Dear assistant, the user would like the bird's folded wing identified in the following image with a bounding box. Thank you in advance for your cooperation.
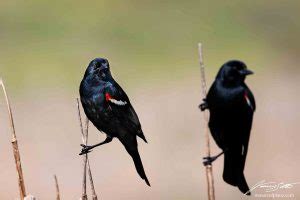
[104,85,142,133]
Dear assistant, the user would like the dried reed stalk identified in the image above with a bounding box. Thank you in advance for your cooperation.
[87,159,98,200]
[197,43,216,200]
[76,98,98,200]
[0,78,27,200]
[24,195,36,200]
[54,174,61,200]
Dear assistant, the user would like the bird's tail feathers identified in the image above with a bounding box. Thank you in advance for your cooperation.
[223,152,238,186]
[138,134,148,143]
[130,149,150,186]
[223,152,250,195]
[137,130,148,143]
[238,174,251,195]
[121,137,150,186]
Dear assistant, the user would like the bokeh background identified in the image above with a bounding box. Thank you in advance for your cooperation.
[0,0,299,199]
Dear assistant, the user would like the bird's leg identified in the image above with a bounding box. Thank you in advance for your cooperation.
[79,136,113,155]
[199,98,208,111]
[203,151,225,166]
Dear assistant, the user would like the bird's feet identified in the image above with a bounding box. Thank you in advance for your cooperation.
[79,144,93,155]
[199,99,208,111]
[202,156,218,166]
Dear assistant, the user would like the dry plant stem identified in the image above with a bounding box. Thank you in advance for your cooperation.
[87,159,98,200]
[77,99,88,200]
[24,195,36,200]
[76,98,98,200]
[0,79,27,200]
[197,44,216,200]
[54,175,61,200]
[82,118,89,200]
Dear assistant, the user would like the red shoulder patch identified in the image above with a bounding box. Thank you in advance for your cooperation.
[105,93,112,101]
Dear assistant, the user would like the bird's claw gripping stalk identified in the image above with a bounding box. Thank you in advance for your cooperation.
[79,144,93,155]
[202,156,216,166]
[202,151,225,166]
[199,98,208,111]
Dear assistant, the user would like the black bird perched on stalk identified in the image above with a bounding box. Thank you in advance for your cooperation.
[79,58,150,186]
[200,60,255,195]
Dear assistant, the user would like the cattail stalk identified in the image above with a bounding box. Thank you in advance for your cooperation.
[197,43,216,200]
[0,78,27,200]
[76,98,98,200]
[54,174,61,200]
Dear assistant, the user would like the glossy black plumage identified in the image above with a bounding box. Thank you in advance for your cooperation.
[202,60,255,195]
[79,58,150,186]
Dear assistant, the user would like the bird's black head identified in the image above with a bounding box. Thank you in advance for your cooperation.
[216,60,253,86]
[84,58,112,80]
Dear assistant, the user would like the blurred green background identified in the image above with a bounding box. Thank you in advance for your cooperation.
[0,0,300,199]
[1,0,299,94]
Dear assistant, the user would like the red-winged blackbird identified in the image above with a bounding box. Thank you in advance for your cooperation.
[79,58,150,186]
[200,60,255,195]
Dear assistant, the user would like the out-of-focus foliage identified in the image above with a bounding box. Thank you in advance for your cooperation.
[0,0,299,93]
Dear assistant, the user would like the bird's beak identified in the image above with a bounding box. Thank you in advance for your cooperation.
[240,69,254,76]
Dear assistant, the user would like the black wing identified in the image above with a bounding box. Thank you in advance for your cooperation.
[105,82,147,142]
[240,86,255,169]
[206,82,227,149]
